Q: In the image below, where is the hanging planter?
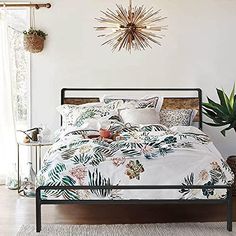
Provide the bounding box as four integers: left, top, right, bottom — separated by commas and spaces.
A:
23, 7, 48, 53
23, 28, 47, 53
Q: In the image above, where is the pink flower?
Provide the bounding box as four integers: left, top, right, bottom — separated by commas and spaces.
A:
199, 170, 209, 181
112, 157, 126, 167
70, 165, 87, 185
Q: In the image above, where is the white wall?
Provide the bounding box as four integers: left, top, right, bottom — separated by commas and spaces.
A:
12, 0, 236, 157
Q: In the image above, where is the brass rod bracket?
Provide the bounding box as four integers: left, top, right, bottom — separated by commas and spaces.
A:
0, 3, 52, 9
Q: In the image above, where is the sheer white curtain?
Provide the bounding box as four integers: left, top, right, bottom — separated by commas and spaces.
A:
0, 10, 17, 184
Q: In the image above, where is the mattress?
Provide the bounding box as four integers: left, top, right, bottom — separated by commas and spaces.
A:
37, 124, 234, 201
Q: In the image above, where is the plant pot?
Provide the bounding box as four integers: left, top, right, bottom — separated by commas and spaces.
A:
226, 156, 236, 195
24, 34, 44, 53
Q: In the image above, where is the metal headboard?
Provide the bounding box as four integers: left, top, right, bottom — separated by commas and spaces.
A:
61, 88, 203, 130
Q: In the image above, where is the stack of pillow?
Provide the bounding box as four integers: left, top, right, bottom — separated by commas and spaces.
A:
57, 95, 197, 130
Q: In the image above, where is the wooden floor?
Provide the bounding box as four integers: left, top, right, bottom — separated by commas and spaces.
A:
0, 186, 236, 236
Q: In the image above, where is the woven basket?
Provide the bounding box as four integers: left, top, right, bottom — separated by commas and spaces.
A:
227, 156, 236, 195
24, 34, 44, 53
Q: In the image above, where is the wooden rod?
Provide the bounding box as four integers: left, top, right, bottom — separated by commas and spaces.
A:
0, 3, 51, 9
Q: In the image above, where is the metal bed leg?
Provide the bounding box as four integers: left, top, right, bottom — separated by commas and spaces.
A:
36, 188, 42, 233
227, 188, 233, 232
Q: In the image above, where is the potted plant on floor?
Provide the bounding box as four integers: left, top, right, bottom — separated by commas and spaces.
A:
23, 28, 47, 53
202, 84, 236, 194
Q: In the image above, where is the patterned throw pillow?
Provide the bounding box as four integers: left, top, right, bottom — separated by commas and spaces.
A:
57, 103, 118, 128
160, 109, 195, 128
103, 97, 160, 109
57, 104, 84, 127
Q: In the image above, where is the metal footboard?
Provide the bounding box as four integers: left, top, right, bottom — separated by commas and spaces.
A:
36, 185, 233, 233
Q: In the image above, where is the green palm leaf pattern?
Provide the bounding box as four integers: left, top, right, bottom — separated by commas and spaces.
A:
89, 152, 105, 166
93, 146, 113, 157
88, 169, 112, 198
61, 148, 77, 160
75, 108, 107, 127
179, 133, 210, 144
221, 159, 234, 182
179, 173, 194, 197
48, 163, 66, 182
62, 189, 78, 200
121, 142, 144, 150
72, 152, 105, 167
68, 140, 90, 147
44, 176, 79, 200
141, 125, 168, 132
72, 154, 92, 166
210, 169, 227, 185
61, 176, 76, 186
43, 182, 63, 198
40, 160, 52, 173
121, 149, 142, 157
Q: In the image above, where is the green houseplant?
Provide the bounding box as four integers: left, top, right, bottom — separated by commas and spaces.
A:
203, 85, 236, 195
202, 85, 236, 136
23, 28, 47, 53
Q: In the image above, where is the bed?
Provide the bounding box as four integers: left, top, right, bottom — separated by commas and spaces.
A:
35, 88, 234, 232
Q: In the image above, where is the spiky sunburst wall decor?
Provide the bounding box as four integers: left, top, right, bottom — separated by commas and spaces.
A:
95, 0, 167, 52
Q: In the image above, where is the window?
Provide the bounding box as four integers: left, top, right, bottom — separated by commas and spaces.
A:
8, 8, 30, 180
8, 8, 30, 130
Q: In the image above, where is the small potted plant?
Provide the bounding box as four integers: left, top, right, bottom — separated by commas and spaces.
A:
202, 84, 236, 194
23, 28, 47, 53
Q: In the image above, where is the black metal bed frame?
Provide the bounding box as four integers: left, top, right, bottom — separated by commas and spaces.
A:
36, 88, 233, 232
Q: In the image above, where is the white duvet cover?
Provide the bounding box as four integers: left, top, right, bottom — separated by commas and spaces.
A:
37, 124, 234, 201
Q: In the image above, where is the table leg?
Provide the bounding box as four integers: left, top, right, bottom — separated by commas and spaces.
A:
39, 145, 42, 170
35, 146, 38, 175
17, 143, 20, 193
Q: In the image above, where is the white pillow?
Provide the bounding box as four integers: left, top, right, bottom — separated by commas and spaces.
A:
120, 108, 159, 125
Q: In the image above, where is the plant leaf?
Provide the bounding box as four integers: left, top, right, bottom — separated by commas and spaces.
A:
202, 108, 217, 117
233, 95, 236, 116
229, 83, 235, 109
203, 121, 229, 127
221, 123, 235, 136
202, 102, 228, 117
217, 89, 231, 113
202, 110, 226, 124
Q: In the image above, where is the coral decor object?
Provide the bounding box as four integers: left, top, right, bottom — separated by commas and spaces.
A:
99, 128, 112, 139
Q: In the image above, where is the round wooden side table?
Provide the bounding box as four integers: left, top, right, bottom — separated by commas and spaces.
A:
227, 156, 236, 196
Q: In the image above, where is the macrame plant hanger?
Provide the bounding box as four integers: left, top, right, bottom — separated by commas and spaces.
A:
30, 6, 36, 30
23, 5, 47, 53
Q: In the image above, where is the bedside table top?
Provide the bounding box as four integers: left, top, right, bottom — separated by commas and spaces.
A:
17, 141, 53, 147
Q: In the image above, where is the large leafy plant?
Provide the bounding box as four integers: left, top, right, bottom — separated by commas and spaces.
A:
202, 85, 236, 136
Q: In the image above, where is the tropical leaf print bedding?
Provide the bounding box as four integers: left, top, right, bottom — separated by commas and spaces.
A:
37, 125, 234, 200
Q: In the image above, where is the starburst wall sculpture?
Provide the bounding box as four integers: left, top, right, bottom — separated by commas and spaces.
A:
95, 0, 167, 52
